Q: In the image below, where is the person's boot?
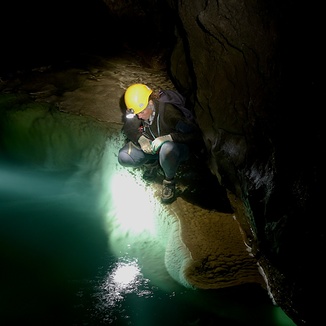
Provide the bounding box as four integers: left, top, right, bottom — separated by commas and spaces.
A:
143, 160, 159, 180
161, 179, 176, 203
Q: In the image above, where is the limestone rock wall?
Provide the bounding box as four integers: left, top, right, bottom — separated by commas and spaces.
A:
169, 1, 323, 324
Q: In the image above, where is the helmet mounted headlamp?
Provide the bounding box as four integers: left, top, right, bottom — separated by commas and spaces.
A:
126, 109, 135, 119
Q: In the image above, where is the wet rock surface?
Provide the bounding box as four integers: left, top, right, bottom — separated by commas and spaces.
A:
0, 53, 265, 290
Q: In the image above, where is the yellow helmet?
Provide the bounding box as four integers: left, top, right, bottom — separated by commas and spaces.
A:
124, 83, 153, 114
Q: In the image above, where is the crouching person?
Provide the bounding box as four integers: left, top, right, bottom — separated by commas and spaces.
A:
118, 83, 201, 204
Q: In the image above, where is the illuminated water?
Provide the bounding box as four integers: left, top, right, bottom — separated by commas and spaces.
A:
0, 100, 296, 325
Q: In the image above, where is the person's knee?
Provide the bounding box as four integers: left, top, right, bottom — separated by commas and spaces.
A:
118, 149, 136, 167
160, 141, 175, 155
160, 142, 189, 162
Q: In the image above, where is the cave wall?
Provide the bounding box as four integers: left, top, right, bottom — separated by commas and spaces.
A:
167, 0, 323, 324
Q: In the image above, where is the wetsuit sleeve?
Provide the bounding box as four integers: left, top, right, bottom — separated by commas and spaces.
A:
122, 116, 142, 143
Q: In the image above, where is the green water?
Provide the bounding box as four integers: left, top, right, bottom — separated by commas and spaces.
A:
0, 98, 296, 325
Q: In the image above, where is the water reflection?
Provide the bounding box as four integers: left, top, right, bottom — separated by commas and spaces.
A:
98, 258, 152, 307
91, 257, 156, 324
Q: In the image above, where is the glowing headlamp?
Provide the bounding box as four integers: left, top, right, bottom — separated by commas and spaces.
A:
126, 109, 135, 119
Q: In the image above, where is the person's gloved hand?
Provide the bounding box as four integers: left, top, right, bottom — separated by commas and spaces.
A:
138, 135, 153, 154
151, 134, 173, 153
